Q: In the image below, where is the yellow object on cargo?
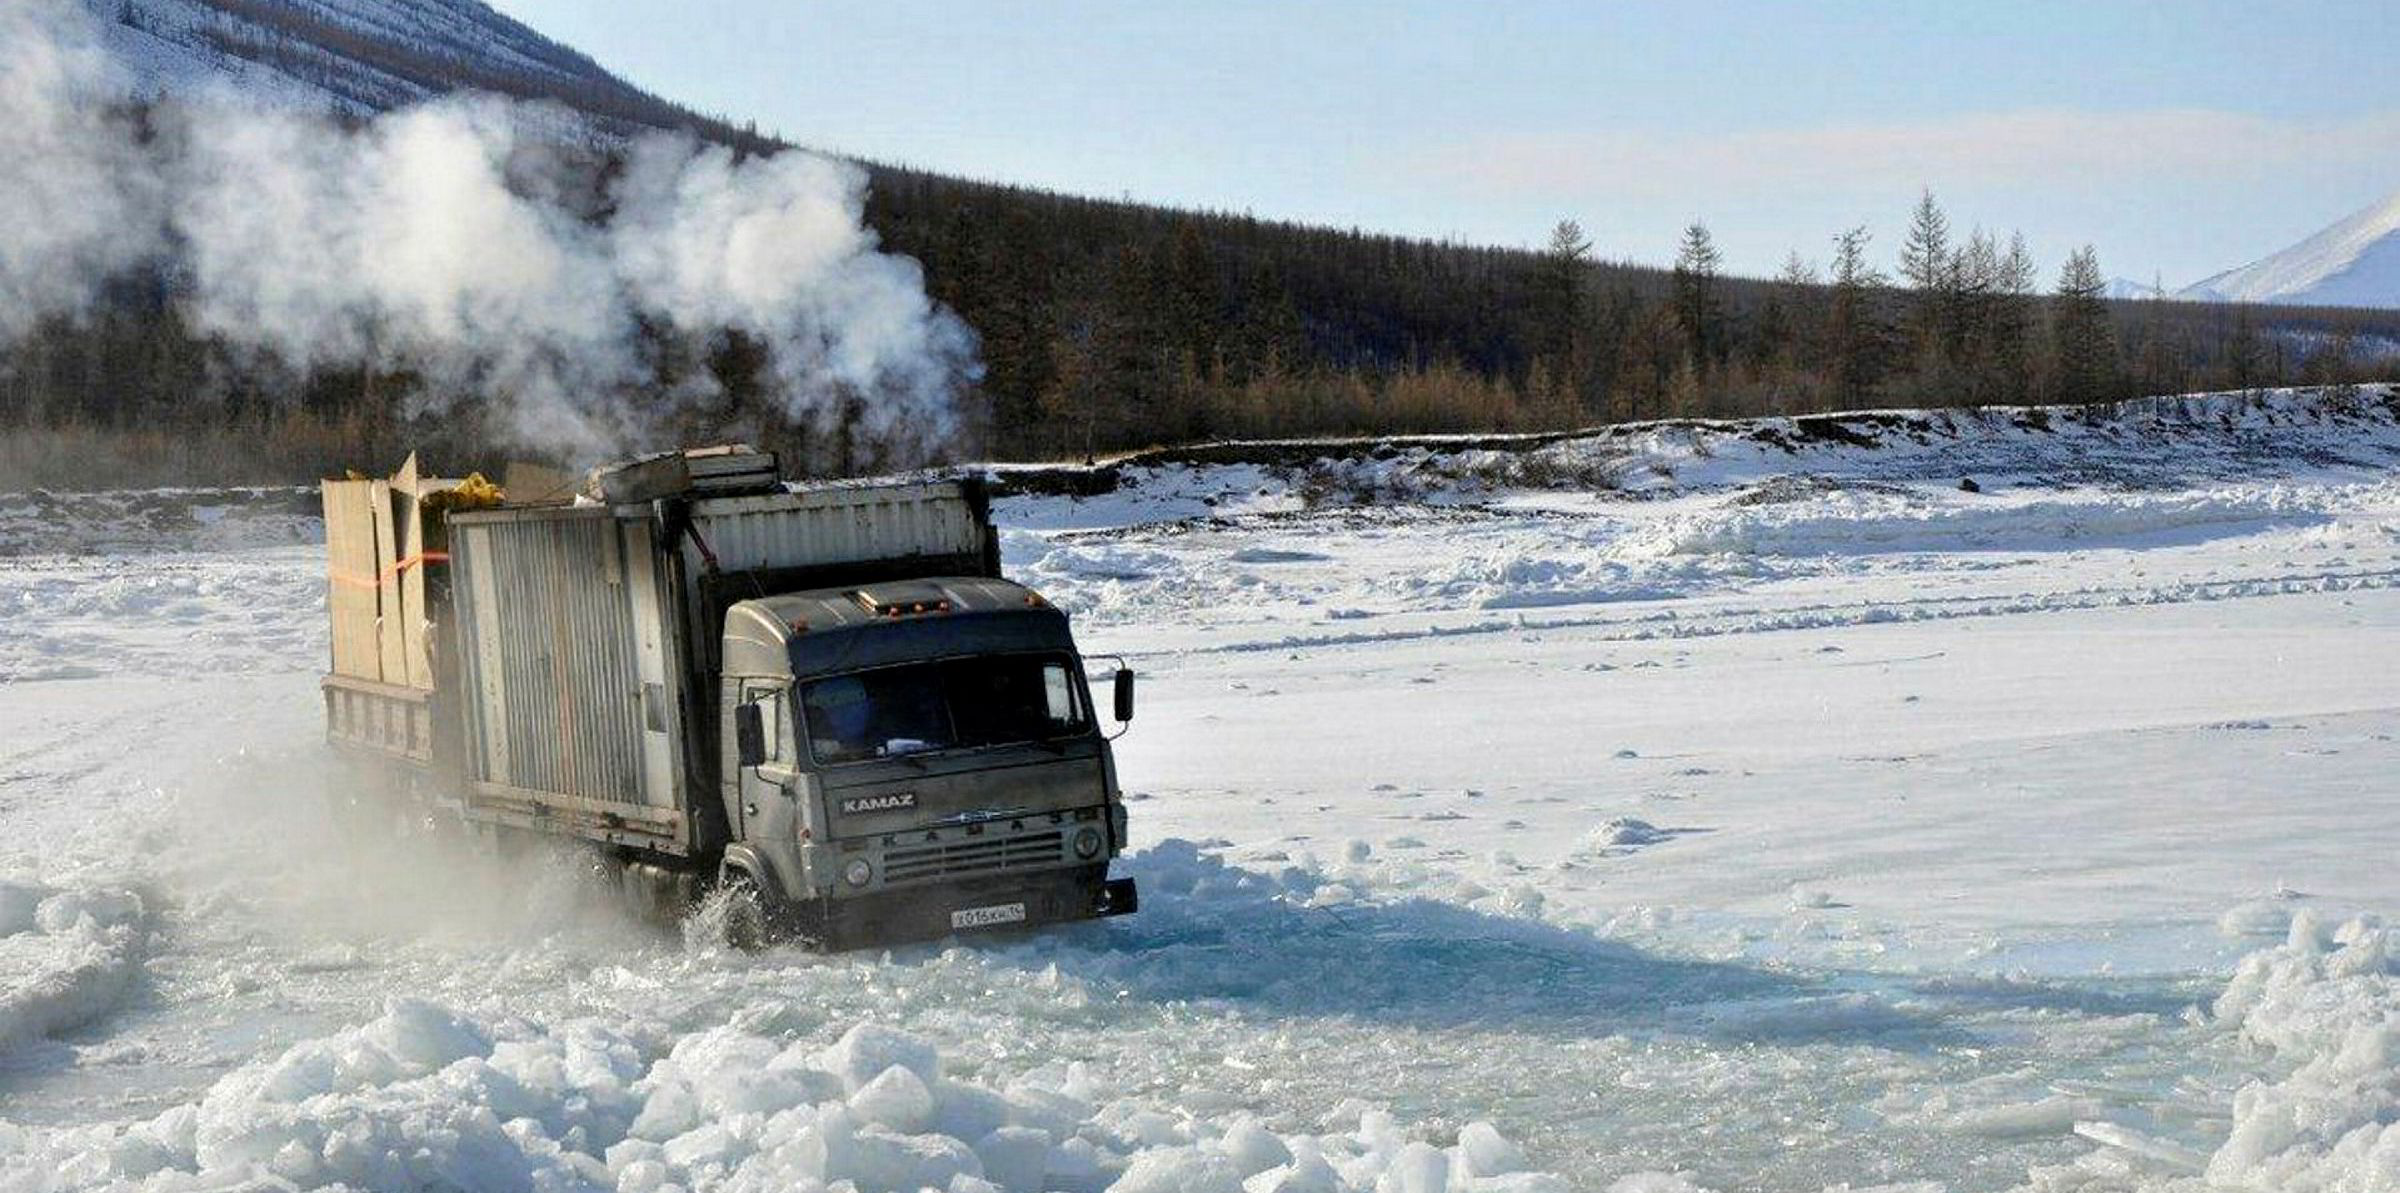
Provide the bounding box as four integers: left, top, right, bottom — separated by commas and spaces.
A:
421, 472, 505, 512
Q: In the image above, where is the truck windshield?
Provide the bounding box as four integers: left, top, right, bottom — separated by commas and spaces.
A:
801, 653, 1088, 764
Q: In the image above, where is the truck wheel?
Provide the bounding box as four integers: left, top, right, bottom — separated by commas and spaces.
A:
720, 875, 771, 952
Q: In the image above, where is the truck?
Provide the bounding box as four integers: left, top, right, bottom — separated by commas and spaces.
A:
318, 446, 1138, 949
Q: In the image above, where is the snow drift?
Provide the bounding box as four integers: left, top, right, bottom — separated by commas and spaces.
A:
0, 1001, 1559, 1193
0, 876, 146, 1052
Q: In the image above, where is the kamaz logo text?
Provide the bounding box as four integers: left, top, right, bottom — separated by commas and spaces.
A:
839, 792, 918, 815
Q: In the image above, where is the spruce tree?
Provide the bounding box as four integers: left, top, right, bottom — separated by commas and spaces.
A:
1535, 220, 1592, 364
2050, 245, 2117, 404
1672, 222, 1724, 367
1992, 232, 2039, 401
1898, 189, 1954, 363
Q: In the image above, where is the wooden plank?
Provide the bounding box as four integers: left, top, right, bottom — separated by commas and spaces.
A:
344, 485, 380, 680
501, 460, 578, 504
387, 452, 423, 497
322, 480, 380, 680
319, 480, 348, 676
342, 483, 381, 680
369, 479, 406, 684
321, 674, 435, 764
321, 673, 431, 702
393, 455, 435, 690
401, 509, 433, 689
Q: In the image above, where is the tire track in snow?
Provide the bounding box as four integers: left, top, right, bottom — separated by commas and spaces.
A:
1156, 561, 2400, 659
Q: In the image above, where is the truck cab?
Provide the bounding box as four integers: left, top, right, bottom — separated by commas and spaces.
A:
718, 577, 1136, 947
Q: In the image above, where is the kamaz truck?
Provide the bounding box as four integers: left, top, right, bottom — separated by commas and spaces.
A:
319, 447, 1137, 948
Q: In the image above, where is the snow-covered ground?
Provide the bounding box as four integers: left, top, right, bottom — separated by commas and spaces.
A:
7, 388, 2400, 1191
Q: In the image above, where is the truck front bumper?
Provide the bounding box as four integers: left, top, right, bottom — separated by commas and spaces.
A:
804, 864, 1135, 950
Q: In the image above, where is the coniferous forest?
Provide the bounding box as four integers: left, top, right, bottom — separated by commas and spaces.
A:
4, 94, 2396, 488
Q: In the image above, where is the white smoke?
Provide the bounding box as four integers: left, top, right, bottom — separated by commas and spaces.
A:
0, 0, 979, 464
0, 0, 162, 340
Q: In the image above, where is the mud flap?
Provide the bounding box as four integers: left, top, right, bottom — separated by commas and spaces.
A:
1098, 876, 1139, 917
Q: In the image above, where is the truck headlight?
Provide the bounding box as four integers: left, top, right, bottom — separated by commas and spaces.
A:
844, 858, 874, 887
1073, 827, 1104, 859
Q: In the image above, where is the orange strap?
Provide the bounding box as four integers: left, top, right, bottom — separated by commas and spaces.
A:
327, 551, 450, 590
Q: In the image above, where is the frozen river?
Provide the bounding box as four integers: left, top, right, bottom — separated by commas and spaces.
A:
8, 390, 2400, 1191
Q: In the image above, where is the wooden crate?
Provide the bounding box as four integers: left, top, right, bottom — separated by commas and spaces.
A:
321, 454, 456, 690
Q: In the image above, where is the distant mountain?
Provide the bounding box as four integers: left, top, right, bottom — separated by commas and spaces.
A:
2181, 190, 2400, 309
2104, 277, 2167, 301
95, 0, 770, 145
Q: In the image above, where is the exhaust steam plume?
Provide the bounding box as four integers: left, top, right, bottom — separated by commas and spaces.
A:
0, 0, 982, 467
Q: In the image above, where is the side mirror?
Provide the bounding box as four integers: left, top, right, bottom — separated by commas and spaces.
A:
734, 702, 766, 768
1112, 668, 1135, 724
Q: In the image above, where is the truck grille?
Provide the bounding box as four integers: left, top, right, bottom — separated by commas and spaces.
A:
884, 829, 1065, 885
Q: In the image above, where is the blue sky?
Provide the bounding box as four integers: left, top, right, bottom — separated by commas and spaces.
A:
494, 0, 2400, 287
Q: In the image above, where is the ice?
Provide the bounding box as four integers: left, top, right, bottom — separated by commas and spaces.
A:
972, 1126, 1051, 1191
2216, 900, 2294, 939
1593, 818, 1669, 847
0, 878, 145, 1050
1248, 1154, 1347, 1193
1938, 1095, 2109, 1139
818, 1022, 943, 1093
0, 994, 1566, 1192
1220, 1120, 1292, 1177
848, 1064, 936, 1133
2194, 917, 2400, 1189
1453, 1122, 1524, 1178
17, 387, 2400, 1190
1113, 1148, 1245, 1193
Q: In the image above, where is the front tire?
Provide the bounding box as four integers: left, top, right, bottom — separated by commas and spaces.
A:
721, 874, 770, 952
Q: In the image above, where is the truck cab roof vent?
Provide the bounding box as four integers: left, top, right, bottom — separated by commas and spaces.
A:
852, 581, 955, 618
587, 445, 783, 504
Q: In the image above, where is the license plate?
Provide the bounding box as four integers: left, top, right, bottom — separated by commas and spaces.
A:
950, 902, 1027, 930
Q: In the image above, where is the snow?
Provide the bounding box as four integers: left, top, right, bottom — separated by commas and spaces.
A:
8, 387, 2400, 1190
89, 0, 632, 130
0, 877, 145, 1051
2182, 188, 2400, 308
2103, 278, 2165, 301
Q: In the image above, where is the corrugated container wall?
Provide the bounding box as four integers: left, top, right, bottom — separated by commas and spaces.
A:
449, 510, 687, 824
681, 484, 987, 576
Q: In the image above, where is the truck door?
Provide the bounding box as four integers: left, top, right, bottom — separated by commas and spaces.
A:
734, 680, 795, 840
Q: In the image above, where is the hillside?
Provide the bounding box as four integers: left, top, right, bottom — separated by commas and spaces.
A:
8, 0, 2400, 489
97, 0, 776, 147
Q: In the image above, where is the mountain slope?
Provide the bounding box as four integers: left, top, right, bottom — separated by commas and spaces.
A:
96, 0, 767, 145
2182, 189, 2400, 308
32, 0, 2400, 482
